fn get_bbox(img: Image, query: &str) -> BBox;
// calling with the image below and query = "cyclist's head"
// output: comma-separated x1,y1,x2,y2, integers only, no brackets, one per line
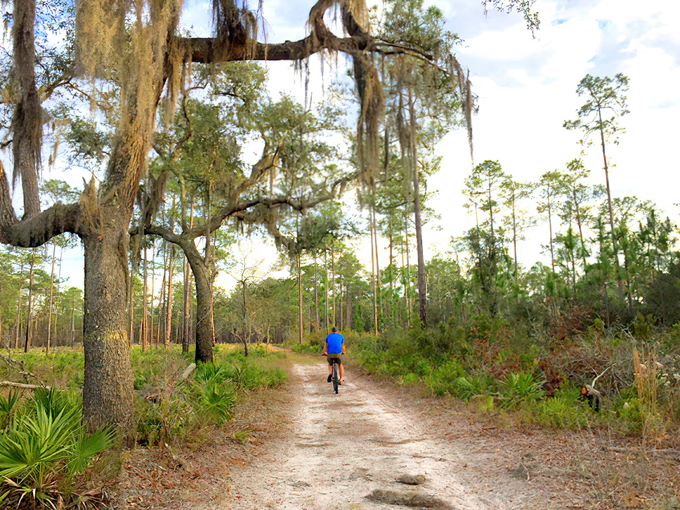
332,327,337,333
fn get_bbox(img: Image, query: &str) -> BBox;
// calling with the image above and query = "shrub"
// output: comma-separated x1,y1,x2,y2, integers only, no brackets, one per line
197,382,236,424
532,392,592,430
451,374,489,402
0,389,114,508
498,371,545,408
0,390,20,429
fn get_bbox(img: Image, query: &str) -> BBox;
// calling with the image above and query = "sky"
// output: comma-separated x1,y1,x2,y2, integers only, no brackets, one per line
212,0,680,285
50,0,680,289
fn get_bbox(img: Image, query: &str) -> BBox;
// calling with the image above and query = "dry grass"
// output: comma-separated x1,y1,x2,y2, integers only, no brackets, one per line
634,347,668,448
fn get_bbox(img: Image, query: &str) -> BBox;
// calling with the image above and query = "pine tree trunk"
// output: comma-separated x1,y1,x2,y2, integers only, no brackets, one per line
548,193,555,273
157,242,167,346
370,208,378,335
408,88,427,328
24,249,36,353
182,254,190,352
598,109,623,300
128,252,135,347
141,245,148,351
339,275,343,330
331,246,336,327
511,192,518,286
149,243,156,348
573,189,588,271
165,243,174,349
46,242,56,354
346,282,352,330
54,246,63,346
324,249,329,333
372,202,381,328
314,254,319,332
14,262,24,350
298,254,303,344
388,212,394,324
404,209,411,327
70,295,75,347
182,200,194,354
242,280,248,355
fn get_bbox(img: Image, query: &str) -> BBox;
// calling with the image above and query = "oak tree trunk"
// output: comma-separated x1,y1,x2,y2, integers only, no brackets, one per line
81,220,135,431
184,243,214,363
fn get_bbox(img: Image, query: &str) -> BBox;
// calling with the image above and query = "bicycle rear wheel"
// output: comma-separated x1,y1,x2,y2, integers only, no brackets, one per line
332,363,339,394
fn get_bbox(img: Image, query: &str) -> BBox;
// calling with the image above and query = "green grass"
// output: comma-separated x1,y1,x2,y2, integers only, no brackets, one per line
0,343,290,505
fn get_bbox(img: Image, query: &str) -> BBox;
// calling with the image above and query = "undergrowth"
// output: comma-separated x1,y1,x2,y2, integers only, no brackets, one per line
302,316,680,440
0,343,288,508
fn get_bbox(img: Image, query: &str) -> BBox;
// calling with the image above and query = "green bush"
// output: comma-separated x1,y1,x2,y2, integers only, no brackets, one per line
197,382,236,424
0,388,114,508
0,390,20,429
532,393,592,430
498,371,545,408
451,374,489,401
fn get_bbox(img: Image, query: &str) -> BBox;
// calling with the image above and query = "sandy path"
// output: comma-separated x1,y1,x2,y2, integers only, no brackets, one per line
222,363,540,510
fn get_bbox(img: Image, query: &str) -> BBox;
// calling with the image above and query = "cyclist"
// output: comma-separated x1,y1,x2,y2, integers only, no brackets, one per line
322,327,345,384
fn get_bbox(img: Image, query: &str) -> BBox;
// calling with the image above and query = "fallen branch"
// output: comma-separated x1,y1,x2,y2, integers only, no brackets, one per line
0,381,48,390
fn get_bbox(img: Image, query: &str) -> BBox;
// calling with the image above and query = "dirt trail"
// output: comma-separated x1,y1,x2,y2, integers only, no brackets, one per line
221,363,541,510
119,359,679,510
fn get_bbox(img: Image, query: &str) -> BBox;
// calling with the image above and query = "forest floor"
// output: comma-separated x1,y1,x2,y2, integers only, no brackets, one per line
116,354,680,510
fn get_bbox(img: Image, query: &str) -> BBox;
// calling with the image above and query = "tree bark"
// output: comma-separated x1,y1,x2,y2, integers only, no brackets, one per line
141,245,148,352
183,241,214,363
370,208,378,335
46,242,57,354
346,282,352,330
14,261,24,350
150,242,156,348
408,88,427,327
13,0,41,219
82,220,135,431
598,109,624,301
298,253,303,344
70,295,75,347
165,243,175,349
24,250,36,353
331,246,336,327
324,249,329,333
182,199,194,354
314,254,319,332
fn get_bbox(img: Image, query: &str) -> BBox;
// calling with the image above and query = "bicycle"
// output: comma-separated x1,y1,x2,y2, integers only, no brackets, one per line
322,353,341,394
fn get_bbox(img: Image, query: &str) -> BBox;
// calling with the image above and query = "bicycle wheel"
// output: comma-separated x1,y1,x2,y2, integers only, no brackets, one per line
332,363,339,394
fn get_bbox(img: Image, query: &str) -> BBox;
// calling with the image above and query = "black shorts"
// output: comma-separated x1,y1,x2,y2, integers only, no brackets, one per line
327,355,342,366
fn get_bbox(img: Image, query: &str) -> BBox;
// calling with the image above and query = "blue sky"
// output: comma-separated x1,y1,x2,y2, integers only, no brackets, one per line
426,0,680,261
52,0,680,288
223,0,680,272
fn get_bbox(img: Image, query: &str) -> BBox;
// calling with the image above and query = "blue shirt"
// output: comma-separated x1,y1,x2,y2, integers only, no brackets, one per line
325,332,344,354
